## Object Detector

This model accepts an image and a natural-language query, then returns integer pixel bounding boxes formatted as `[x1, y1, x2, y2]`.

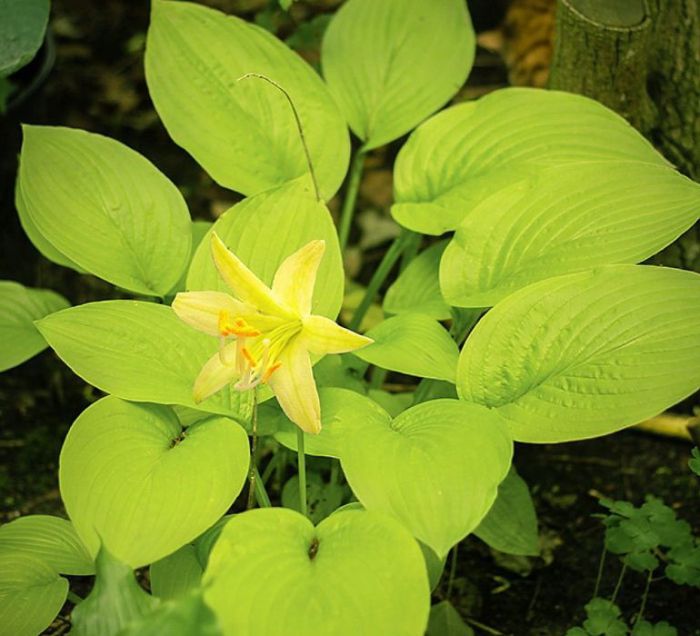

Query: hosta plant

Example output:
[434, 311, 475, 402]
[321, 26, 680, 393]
[1, 0, 700, 634]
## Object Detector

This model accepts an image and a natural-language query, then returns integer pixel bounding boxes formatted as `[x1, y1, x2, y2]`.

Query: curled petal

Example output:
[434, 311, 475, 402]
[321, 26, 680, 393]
[267, 338, 321, 434]
[173, 291, 253, 336]
[193, 342, 239, 403]
[301, 314, 373, 355]
[210, 233, 289, 318]
[272, 240, 325, 316]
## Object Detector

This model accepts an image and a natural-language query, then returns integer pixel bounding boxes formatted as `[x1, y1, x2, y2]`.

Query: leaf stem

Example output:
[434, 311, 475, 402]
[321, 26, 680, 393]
[67, 590, 83, 605]
[634, 569, 654, 624]
[593, 541, 607, 598]
[237, 73, 321, 201]
[610, 562, 627, 604]
[446, 542, 459, 598]
[246, 389, 259, 510]
[369, 366, 388, 389]
[338, 148, 366, 250]
[349, 230, 414, 331]
[297, 427, 308, 518]
[253, 466, 272, 508]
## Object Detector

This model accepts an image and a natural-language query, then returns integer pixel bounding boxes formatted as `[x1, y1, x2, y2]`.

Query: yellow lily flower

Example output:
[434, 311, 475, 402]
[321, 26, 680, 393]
[172, 233, 372, 434]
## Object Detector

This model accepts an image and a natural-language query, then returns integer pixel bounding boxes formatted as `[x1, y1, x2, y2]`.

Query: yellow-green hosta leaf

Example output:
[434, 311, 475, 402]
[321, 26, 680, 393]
[0, 281, 69, 372]
[331, 394, 513, 557]
[440, 162, 700, 307]
[321, 0, 474, 149]
[0, 515, 94, 575]
[458, 266, 700, 443]
[59, 397, 250, 568]
[292, 388, 512, 557]
[0, 551, 68, 636]
[167, 219, 212, 296]
[150, 545, 202, 601]
[16, 182, 84, 272]
[355, 313, 459, 383]
[384, 240, 451, 320]
[146, 0, 349, 200]
[274, 388, 376, 458]
[71, 546, 158, 636]
[37, 300, 253, 420]
[117, 591, 220, 636]
[392, 88, 670, 235]
[427, 601, 474, 636]
[17, 126, 191, 296]
[203, 508, 430, 636]
[187, 179, 343, 320]
[473, 468, 539, 557]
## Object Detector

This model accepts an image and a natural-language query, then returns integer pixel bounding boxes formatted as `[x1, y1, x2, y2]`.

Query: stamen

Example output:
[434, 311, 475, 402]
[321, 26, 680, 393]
[230, 318, 261, 338]
[217, 311, 261, 338]
[241, 346, 257, 367]
[262, 362, 282, 383]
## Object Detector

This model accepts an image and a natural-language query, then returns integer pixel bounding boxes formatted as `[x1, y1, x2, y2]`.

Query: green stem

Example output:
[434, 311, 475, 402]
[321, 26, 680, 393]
[253, 466, 272, 507]
[399, 232, 421, 271]
[349, 230, 413, 331]
[67, 590, 83, 605]
[274, 446, 287, 493]
[338, 148, 366, 251]
[369, 366, 388, 390]
[261, 453, 277, 485]
[634, 569, 654, 624]
[246, 390, 259, 510]
[593, 542, 607, 598]
[610, 562, 627, 604]
[297, 427, 308, 518]
[237, 73, 321, 201]
[446, 543, 459, 599]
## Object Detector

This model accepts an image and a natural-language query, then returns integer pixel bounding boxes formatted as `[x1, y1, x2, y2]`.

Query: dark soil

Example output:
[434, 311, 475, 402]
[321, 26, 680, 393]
[1, 1, 698, 635]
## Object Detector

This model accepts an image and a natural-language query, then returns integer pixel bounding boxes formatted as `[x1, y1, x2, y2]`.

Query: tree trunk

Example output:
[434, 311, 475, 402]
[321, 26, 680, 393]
[548, 0, 700, 180]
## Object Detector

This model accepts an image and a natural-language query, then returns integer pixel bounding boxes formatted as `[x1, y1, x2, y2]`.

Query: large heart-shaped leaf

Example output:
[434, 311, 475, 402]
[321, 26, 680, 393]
[37, 300, 253, 419]
[0, 551, 67, 636]
[187, 179, 344, 320]
[60, 396, 249, 567]
[117, 591, 220, 636]
[203, 508, 430, 635]
[440, 162, 700, 307]
[15, 182, 84, 272]
[321, 0, 474, 149]
[473, 468, 539, 556]
[355, 313, 459, 383]
[17, 126, 191, 296]
[339, 396, 513, 557]
[0, 515, 94, 575]
[0, 281, 69, 372]
[458, 265, 700, 442]
[71, 547, 159, 636]
[146, 0, 349, 200]
[150, 545, 202, 601]
[384, 240, 451, 320]
[274, 387, 386, 458]
[392, 88, 669, 235]
[427, 601, 474, 636]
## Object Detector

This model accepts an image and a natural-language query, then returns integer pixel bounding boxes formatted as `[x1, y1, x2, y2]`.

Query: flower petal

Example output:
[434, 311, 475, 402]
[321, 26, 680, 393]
[193, 342, 239, 403]
[211, 233, 288, 317]
[301, 314, 373, 355]
[272, 240, 325, 316]
[266, 338, 321, 434]
[172, 291, 253, 336]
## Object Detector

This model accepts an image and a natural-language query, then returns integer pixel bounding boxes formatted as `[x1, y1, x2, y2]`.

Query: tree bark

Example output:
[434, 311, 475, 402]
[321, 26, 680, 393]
[549, 0, 700, 180]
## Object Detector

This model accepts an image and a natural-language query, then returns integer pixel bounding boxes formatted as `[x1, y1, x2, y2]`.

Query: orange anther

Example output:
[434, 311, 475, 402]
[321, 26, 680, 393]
[262, 362, 282, 383]
[241, 346, 257, 367]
